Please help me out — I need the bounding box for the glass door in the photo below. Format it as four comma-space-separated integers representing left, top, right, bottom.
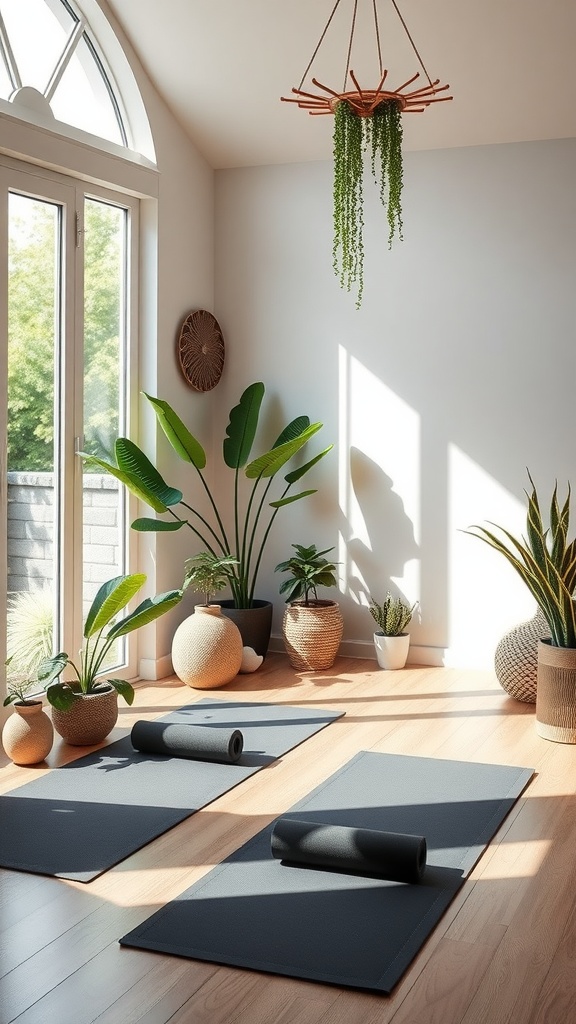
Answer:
0, 159, 138, 699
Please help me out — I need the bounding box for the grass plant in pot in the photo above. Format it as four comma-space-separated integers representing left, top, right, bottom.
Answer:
171, 553, 244, 690
466, 473, 576, 742
2, 665, 56, 765
275, 543, 343, 671
82, 382, 333, 657
369, 593, 417, 670
40, 573, 182, 746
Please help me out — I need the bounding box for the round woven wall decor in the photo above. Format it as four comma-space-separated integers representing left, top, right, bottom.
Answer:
177, 309, 225, 391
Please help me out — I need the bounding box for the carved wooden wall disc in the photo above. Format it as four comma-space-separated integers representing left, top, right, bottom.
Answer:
177, 310, 225, 391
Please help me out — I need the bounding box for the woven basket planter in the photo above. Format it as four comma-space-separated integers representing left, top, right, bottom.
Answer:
281, 600, 343, 672
51, 685, 118, 746
536, 640, 576, 743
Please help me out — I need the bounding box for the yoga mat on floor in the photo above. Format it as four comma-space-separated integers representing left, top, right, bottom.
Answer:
0, 699, 343, 883
120, 750, 533, 993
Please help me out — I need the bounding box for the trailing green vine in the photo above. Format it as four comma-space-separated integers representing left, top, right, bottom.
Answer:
333, 99, 404, 308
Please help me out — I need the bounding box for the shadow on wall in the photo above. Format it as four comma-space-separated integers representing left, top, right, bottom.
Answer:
346, 447, 419, 611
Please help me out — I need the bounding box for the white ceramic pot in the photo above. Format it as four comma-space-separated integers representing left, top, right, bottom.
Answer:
373, 632, 410, 670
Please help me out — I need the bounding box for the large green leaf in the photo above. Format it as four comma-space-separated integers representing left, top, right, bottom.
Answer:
245, 423, 322, 479
108, 588, 182, 639
285, 445, 334, 484
144, 394, 206, 468
223, 382, 265, 469
115, 439, 183, 507
80, 454, 170, 514
84, 574, 146, 638
106, 679, 135, 706
131, 518, 187, 532
272, 416, 310, 448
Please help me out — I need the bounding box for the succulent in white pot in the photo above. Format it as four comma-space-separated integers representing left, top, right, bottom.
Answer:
369, 592, 417, 670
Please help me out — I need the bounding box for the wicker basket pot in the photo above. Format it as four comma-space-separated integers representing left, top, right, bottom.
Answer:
535, 640, 576, 743
281, 600, 343, 672
51, 685, 119, 746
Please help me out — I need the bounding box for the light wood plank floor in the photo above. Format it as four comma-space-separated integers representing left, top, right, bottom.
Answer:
1, 655, 575, 1024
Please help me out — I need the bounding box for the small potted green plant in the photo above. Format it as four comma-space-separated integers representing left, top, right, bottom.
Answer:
182, 552, 239, 607
275, 544, 343, 671
2, 661, 60, 765
40, 573, 182, 746
369, 592, 417, 670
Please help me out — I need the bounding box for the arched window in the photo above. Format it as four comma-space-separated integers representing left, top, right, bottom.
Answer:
0, 0, 154, 157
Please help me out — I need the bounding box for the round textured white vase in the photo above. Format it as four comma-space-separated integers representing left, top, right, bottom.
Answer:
2, 701, 54, 764
171, 605, 243, 689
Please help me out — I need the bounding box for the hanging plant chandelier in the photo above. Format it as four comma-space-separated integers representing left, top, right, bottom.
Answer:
281, 0, 452, 307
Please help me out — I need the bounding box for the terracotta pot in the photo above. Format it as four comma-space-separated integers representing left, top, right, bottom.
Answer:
51, 685, 119, 746
2, 701, 54, 764
171, 605, 243, 689
536, 640, 576, 743
373, 632, 410, 670
281, 600, 343, 671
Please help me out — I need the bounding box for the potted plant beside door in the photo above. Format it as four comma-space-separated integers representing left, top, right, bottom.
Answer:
275, 543, 343, 671
466, 473, 576, 743
40, 573, 182, 745
369, 592, 417, 670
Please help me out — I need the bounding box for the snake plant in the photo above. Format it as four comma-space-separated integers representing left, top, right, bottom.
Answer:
369, 592, 416, 636
466, 473, 576, 648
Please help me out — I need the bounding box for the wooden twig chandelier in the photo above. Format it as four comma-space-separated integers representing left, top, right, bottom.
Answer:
281, 0, 452, 306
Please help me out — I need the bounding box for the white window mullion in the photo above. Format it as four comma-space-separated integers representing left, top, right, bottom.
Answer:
0, 169, 9, 720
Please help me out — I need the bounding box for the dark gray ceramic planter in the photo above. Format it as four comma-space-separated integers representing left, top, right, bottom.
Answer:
217, 600, 273, 657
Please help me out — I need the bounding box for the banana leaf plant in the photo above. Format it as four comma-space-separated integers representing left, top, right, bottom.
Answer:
466, 473, 576, 648
81, 382, 333, 609
40, 573, 183, 711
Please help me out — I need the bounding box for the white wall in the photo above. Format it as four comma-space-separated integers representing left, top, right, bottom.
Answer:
214, 138, 576, 667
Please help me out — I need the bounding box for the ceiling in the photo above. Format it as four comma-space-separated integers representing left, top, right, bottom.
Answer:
106, 0, 576, 169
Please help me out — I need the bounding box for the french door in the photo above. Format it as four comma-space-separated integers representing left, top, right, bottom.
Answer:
0, 158, 138, 694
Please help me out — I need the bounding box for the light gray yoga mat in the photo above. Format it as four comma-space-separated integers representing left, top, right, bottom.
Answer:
120, 750, 533, 993
0, 699, 343, 882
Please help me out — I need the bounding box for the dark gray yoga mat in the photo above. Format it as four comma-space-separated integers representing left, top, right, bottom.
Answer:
0, 699, 343, 882
120, 750, 533, 993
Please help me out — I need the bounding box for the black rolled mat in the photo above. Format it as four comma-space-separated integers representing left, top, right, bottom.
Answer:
0, 699, 343, 882
120, 750, 534, 993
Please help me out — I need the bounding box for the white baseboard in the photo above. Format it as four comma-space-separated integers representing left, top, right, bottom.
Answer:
268, 635, 447, 668
138, 654, 173, 680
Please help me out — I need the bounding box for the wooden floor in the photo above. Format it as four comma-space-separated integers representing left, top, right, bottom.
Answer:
1, 655, 575, 1024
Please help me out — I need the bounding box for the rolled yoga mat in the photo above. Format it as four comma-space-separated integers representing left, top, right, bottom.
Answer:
120, 749, 534, 993
271, 817, 426, 883
131, 720, 244, 763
